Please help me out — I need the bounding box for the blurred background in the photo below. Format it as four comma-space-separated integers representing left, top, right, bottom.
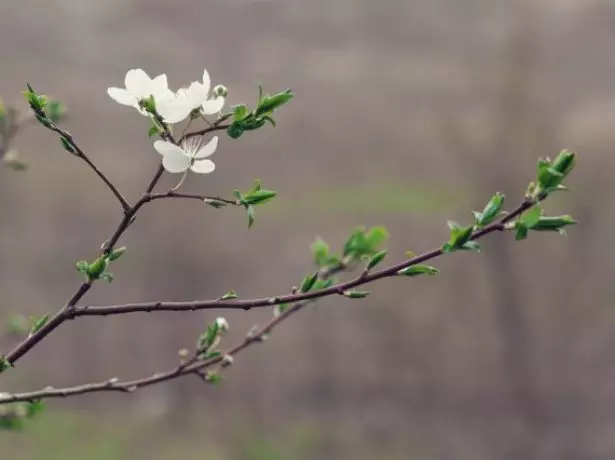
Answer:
0, 0, 611, 459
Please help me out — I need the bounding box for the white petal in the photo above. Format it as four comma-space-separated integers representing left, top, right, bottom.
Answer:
153, 140, 184, 157
107, 87, 137, 106
157, 99, 192, 124
194, 136, 218, 159
162, 150, 191, 173
151, 74, 173, 99
202, 69, 211, 94
186, 81, 209, 108
201, 97, 225, 115
125, 69, 152, 99
190, 159, 215, 174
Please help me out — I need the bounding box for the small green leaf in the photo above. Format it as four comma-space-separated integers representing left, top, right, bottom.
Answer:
148, 125, 159, 137
367, 250, 388, 270
477, 192, 505, 227
0, 356, 12, 373
227, 123, 244, 139
520, 205, 542, 228
46, 100, 65, 123
221, 290, 238, 300
515, 225, 529, 241
204, 198, 228, 208
87, 257, 108, 280
233, 104, 248, 121
551, 149, 576, 177
461, 241, 481, 252
313, 278, 335, 290
61, 136, 75, 154
311, 237, 330, 266
397, 265, 439, 277
444, 221, 474, 251
246, 205, 255, 228
205, 371, 223, 385
108, 246, 126, 261
529, 215, 577, 233
29, 314, 49, 336
75, 260, 90, 274
342, 290, 370, 299
100, 272, 114, 283
255, 89, 294, 116
241, 190, 277, 206
300, 272, 318, 293
26, 400, 45, 418
365, 226, 389, 250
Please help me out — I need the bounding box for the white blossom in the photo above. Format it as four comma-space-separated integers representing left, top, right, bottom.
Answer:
155, 69, 225, 124
107, 69, 172, 116
153, 137, 218, 174
215, 317, 229, 333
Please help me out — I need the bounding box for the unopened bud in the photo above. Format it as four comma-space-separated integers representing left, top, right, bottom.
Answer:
212, 85, 228, 98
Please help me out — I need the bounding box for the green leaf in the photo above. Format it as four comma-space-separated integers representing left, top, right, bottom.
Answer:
515, 225, 529, 241
241, 189, 277, 206
204, 350, 222, 359
75, 260, 90, 274
520, 205, 542, 228
537, 162, 564, 191
60, 137, 75, 154
26, 400, 45, 418
300, 272, 318, 293
221, 290, 238, 300
0, 356, 12, 373
87, 256, 108, 279
529, 215, 577, 233
108, 246, 126, 261
100, 272, 114, 283
246, 205, 255, 228
477, 192, 505, 227
397, 265, 440, 277
461, 241, 481, 252
46, 100, 65, 123
204, 198, 228, 208
313, 278, 335, 290
255, 89, 294, 116
227, 123, 244, 139
148, 125, 159, 137
444, 221, 474, 251
366, 250, 388, 270
551, 149, 576, 177
311, 237, 330, 266
29, 314, 49, 336
205, 371, 223, 385
342, 290, 370, 299
233, 104, 248, 121
365, 226, 389, 250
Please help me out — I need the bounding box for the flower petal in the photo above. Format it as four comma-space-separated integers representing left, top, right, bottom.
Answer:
201, 96, 225, 115
125, 69, 152, 99
156, 99, 192, 124
151, 74, 173, 100
190, 159, 215, 174
202, 69, 211, 94
194, 136, 218, 159
162, 150, 191, 173
107, 87, 137, 106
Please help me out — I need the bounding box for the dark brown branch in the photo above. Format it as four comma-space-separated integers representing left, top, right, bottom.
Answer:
71, 197, 533, 318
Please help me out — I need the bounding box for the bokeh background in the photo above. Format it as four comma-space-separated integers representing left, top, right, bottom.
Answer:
0, 0, 612, 459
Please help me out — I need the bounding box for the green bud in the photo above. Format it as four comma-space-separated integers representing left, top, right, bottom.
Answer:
255, 89, 294, 116
342, 290, 370, 299
551, 150, 576, 177
529, 215, 577, 232
87, 256, 109, 280
233, 104, 248, 121
212, 84, 228, 98
311, 237, 330, 267
366, 250, 388, 270
227, 123, 244, 139
108, 246, 126, 261
397, 264, 439, 277
300, 272, 318, 293
476, 192, 505, 227
240, 189, 277, 206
